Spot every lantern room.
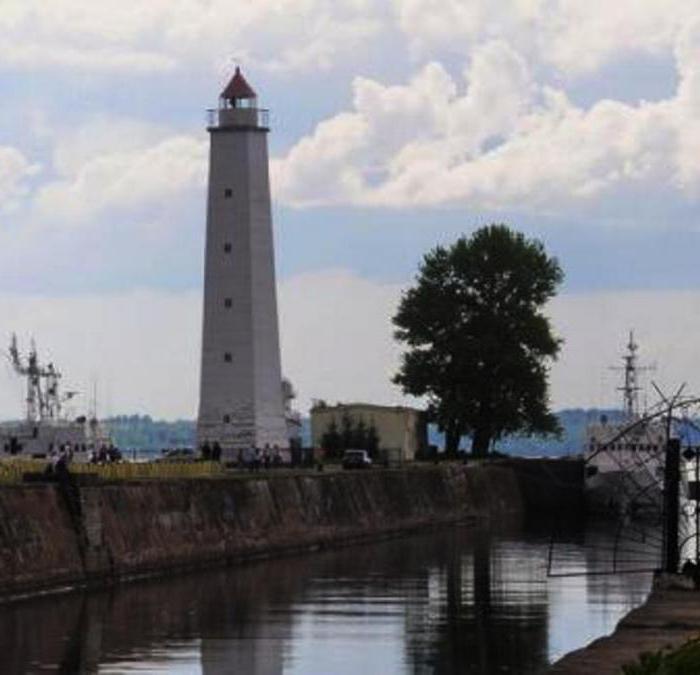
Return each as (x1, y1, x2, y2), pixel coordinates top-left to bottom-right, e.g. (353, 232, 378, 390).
(208, 67, 269, 129)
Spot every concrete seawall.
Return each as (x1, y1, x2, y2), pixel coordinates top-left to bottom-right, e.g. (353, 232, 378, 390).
(0, 460, 582, 599)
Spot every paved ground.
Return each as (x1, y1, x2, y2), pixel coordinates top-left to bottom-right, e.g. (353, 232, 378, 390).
(549, 588, 700, 674)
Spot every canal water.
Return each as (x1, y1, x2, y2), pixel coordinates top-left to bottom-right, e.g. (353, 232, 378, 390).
(0, 523, 653, 674)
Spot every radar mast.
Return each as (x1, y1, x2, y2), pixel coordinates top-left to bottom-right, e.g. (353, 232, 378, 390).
(611, 331, 653, 419)
(7, 334, 77, 423)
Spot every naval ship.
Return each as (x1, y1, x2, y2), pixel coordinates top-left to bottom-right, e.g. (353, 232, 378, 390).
(0, 335, 108, 460)
(584, 333, 667, 515)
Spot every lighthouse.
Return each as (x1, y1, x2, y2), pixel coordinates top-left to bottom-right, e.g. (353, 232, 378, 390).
(197, 68, 288, 453)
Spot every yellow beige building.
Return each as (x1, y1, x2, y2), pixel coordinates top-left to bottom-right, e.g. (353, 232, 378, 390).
(310, 402, 427, 463)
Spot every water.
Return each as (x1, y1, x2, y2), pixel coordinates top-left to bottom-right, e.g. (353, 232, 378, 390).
(0, 523, 652, 674)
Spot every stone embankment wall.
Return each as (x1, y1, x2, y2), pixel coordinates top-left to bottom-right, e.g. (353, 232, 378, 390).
(0, 460, 582, 599)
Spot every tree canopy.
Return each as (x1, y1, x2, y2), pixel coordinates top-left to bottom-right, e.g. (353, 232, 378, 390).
(392, 224, 564, 456)
(320, 414, 380, 458)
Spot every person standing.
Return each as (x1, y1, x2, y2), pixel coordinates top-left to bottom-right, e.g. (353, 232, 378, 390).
(201, 440, 212, 461)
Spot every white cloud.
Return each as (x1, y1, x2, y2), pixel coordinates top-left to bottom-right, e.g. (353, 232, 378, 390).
(1, 273, 698, 424)
(34, 132, 207, 225)
(0, 272, 407, 421)
(278, 270, 408, 411)
(0, 0, 382, 74)
(271, 32, 700, 214)
(50, 118, 174, 178)
(394, 0, 699, 76)
(280, 279, 700, 417)
(0, 146, 39, 211)
(549, 290, 700, 411)
(0, 42, 176, 73)
(0, 290, 202, 421)
(0, 117, 209, 294)
(3, 1, 695, 78)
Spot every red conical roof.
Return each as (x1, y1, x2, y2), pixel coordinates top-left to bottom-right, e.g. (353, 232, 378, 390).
(221, 67, 257, 100)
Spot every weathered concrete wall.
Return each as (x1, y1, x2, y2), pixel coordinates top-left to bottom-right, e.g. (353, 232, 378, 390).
(500, 457, 584, 516)
(0, 485, 83, 595)
(0, 460, 582, 599)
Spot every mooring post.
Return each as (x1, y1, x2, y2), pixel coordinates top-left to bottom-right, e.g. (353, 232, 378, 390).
(663, 438, 681, 573)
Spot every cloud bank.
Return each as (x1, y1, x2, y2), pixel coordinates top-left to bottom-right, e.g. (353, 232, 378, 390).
(0, 273, 697, 422)
(394, 0, 697, 75)
(0, 0, 381, 74)
(273, 27, 700, 213)
(0, 146, 39, 211)
(1, 1, 699, 428)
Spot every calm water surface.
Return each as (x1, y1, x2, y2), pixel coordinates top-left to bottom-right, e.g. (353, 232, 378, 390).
(0, 524, 653, 674)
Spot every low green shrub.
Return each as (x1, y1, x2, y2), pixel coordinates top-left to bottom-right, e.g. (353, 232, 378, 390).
(622, 639, 700, 674)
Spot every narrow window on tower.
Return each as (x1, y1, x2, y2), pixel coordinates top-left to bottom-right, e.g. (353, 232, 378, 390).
(223, 242, 232, 253)
(224, 298, 232, 308)
(224, 352, 232, 362)
(224, 188, 233, 198)
(223, 414, 231, 423)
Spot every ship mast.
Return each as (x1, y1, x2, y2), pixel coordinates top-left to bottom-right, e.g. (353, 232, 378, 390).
(612, 331, 652, 420)
(7, 334, 76, 423)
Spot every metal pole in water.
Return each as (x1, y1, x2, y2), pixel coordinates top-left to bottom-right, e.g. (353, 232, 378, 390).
(695, 448, 699, 568)
(663, 437, 681, 573)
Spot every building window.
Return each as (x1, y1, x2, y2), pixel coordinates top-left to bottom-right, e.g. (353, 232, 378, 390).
(223, 414, 230, 423)
(223, 242, 232, 253)
(224, 298, 232, 308)
(224, 188, 233, 198)
(224, 352, 232, 362)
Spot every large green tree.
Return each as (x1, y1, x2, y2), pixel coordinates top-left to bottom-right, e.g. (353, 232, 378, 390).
(393, 225, 563, 457)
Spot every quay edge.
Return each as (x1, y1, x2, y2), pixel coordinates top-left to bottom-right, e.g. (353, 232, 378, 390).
(0, 459, 583, 601)
(549, 587, 700, 674)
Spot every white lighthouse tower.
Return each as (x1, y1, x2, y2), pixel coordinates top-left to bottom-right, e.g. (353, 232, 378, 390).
(197, 68, 288, 453)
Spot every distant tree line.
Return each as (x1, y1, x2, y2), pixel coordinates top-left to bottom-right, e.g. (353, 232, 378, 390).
(104, 415, 195, 450)
(103, 408, 611, 456)
(321, 414, 380, 458)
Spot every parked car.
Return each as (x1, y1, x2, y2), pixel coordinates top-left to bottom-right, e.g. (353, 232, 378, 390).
(156, 448, 196, 463)
(342, 449, 373, 469)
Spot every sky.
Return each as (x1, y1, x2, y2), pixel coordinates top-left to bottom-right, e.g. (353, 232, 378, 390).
(1, 0, 700, 420)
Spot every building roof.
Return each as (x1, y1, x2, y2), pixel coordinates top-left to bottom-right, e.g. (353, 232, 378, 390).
(311, 402, 423, 414)
(221, 67, 257, 100)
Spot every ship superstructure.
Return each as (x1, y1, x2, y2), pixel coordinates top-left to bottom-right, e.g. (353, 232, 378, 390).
(1, 335, 106, 459)
(584, 333, 666, 514)
(9, 334, 78, 424)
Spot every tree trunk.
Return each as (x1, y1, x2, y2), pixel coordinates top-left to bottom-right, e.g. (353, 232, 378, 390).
(471, 427, 491, 457)
(445, 422, 461, 457)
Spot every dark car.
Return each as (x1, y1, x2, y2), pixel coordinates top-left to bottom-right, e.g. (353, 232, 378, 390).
(342, 449, 373, 469)
(156, 448, 196, 463)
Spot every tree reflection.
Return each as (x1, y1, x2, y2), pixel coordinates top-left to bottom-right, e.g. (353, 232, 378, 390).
(404, 528, 549, 674)
(0, 524, 636, 675)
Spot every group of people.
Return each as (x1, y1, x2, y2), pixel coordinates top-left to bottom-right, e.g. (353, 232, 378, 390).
(46, 442, 123, 467)
(198, 441, 286, 470)
(45, 443, 72, 476)
(87, 444, 123, 464)
(3, 437, 22, 455)
(238, 444, 284, 471)
(199, 441, 223, 461)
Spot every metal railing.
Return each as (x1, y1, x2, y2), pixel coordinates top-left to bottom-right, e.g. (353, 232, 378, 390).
(0, 459, 227, 484)
(206, 108, 270, 129)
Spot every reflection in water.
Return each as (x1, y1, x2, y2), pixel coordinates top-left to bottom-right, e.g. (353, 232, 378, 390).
(402, 531, 549, 674)
(0, 524, 652, 674)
